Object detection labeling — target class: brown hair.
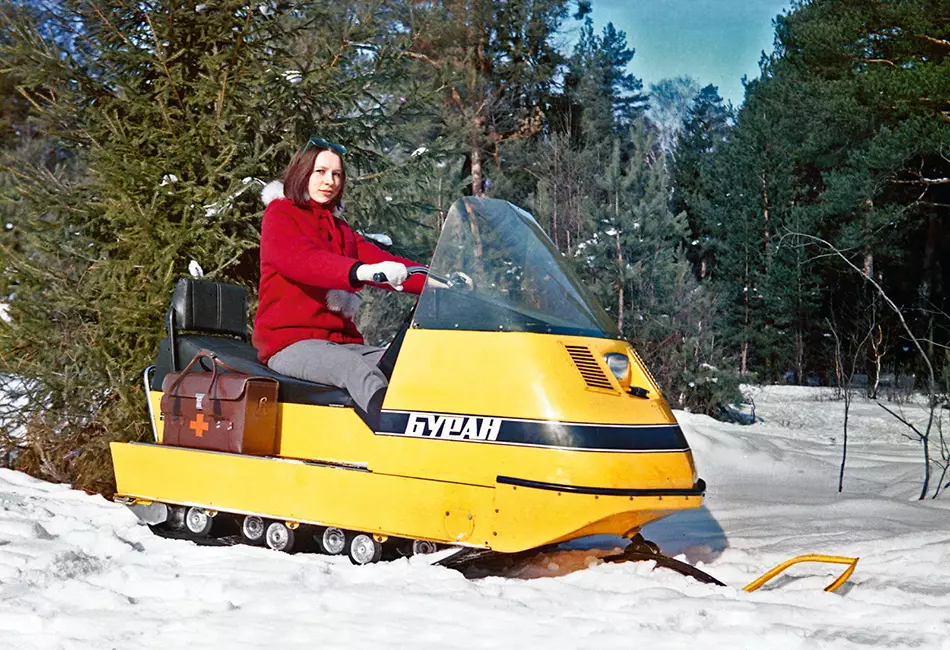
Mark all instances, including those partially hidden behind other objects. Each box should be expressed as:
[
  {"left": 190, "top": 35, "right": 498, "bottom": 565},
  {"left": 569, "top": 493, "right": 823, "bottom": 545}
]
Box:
[{"left": 282, "top": 145, "right": 347, "bottom": 211}]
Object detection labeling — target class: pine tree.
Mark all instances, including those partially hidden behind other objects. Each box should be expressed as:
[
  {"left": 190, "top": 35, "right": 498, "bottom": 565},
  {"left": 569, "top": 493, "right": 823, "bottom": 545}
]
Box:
[
  {"left": 395, "top": 0, "right": 581, "bottom": 197},
  {"left": 691, "top": 0, "right": 950, "bottom": 381},
  {"left": 566, "top": 18, "right": 646, "bottom": 143},
  {"left": 577, "top": 122, "right": 738, "bottom": 412}
]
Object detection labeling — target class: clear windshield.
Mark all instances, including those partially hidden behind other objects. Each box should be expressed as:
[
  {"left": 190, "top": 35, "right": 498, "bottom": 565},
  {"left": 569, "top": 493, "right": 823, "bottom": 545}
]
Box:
[{"left": 413, "top": 197, "right": 621, "bottom": 339}]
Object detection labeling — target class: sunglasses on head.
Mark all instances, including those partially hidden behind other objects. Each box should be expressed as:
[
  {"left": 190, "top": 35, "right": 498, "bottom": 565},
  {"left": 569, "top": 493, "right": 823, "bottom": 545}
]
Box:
[{"left": 303, "top": 136, "right": 348, "bottom": 155}]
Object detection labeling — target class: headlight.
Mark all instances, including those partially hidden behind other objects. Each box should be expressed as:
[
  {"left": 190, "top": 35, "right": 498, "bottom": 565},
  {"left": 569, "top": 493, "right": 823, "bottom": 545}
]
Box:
[{"left": 604, "top": 353, "right": 629, "bottom": 381}]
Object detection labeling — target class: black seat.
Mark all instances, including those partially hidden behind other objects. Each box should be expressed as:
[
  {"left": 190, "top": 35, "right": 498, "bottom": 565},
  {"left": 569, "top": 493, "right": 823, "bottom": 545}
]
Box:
[
  {"left": 152, "top": 278, "right": 354, "bottom": 407},
  {"left": 151, "top": 335, "right": 354, "bottom": 407}
]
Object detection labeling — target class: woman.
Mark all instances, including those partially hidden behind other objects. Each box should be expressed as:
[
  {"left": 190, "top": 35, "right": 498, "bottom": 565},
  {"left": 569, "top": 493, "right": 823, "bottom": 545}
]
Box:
[{"left": 253, "top": 137, "right": 426, "bottom": 417}]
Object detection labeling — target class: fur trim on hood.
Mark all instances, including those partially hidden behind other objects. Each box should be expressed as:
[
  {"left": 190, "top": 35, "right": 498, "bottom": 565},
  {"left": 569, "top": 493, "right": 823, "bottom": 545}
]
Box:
[
  {"left": 260, "top": 180, "right": 345, "bottom": 217},
  {"left": 260, "top": 180, "right": 360, "bottom": 321},
  {"left": 261, "top": 180, "right": 286, "bottom": 207}
]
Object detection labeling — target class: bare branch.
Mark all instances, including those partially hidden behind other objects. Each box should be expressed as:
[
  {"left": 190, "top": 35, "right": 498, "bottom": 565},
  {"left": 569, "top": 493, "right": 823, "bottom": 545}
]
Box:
[
  {"left": 854, "top": 57, "right": 897, "bottom": 67},
  {"left": 784, "top": 231, "right": 936, "bottom": 392},
  {"left": 400, "top": 50, "right": 440, "bottom": 68},
  {"left": 877, "top": 401, "right": 924, "bottom": 440},
  {"left": 914, "top": 34, "right": 950, "bottom": 49}
]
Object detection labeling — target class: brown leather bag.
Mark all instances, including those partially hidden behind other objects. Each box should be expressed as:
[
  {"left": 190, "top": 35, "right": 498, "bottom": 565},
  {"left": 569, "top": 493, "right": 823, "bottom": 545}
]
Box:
[{"left": 159, "top": 350, "right": 279, "bottom": 456}]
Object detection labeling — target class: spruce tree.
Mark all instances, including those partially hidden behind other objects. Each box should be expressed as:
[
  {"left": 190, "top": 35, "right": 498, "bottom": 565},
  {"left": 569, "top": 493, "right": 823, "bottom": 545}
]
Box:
[
  {"left": 672, "top": 84, "right": 732, "bottom": 278},
  {"left": 0, "top": 0, "right": 441, "bottom": 491}
]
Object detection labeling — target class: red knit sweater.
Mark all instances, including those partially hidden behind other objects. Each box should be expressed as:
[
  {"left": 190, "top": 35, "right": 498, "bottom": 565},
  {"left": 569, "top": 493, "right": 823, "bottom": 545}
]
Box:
[{"left": 253, "top": 198, "right": 425, "bottom": 363}]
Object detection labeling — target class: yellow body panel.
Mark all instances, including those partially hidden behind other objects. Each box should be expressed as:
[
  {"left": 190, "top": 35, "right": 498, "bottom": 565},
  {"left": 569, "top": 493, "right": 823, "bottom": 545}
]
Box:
[
  {"left": 273, "top": 400, "right": 695, "bottom": 491},
  {"left": 493, "top": 482, "right": 697, "bottom": 550},
  {"left": 386, "top": 330, "right": 674, "bottom": 424},
  {"left": 112, "top": 442, "right": 494, "bottom": 545},
  {"left": 120, "top": 329, "right": 703, "bottom": 552},
  {"left": 112, "top": 441, "right": 698, "bottom": 552}
]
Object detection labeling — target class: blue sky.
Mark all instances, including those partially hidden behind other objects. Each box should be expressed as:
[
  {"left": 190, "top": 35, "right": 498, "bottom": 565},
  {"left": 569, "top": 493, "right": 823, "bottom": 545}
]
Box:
[{"left": 585, "top": 0, "right": 793, "bottom": 106}]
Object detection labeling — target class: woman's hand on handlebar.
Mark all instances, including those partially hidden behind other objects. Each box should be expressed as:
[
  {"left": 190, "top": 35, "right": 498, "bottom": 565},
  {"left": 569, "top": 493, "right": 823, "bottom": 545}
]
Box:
[{"left": 357, "top": 261, "right": 409, "bottom": 290}]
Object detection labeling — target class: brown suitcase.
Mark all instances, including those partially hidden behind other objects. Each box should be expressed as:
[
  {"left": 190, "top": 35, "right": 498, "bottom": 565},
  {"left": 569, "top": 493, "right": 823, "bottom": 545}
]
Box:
[{"left": 159, "top": 350, "right": 279, "bottom": 455}]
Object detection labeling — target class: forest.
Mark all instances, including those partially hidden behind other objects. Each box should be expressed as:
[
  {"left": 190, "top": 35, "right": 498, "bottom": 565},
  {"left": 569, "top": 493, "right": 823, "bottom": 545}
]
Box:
[{"left": 0, "top": 0, "right": 948, "bottom": 493}]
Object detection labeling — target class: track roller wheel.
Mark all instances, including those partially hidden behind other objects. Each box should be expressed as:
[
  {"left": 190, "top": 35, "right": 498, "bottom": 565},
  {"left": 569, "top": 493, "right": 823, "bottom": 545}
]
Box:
[
  {"left": 184, "top": 507, "right": 214, "bottom": 537},
  {"left": 241, "top": 515, "right": 266, "bottom": 545},
  {"left": 347, "top": 533, "right": 383, "bottom": 565},
  {"left": 316, "top": 527, "right": 346, "bottom": 555},
  {"left": 412, "top": 540, "right": 439, "bottom": 555},
  {"left": 165, "top": 505, "right": 186, "bottom": 532},
  {"left": 264, "top": 521, "right": 296, "bottom": 553}
]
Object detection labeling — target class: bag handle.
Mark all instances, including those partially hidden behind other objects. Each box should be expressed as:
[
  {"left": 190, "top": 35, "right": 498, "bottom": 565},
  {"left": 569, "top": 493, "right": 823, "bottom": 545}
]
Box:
[{"left": 165, "top": 349, "right": 243, "bottom": 400}]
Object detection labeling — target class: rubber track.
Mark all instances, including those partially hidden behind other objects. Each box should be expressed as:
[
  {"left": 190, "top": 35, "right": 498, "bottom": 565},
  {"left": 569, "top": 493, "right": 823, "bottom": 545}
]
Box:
[
  {"left": 149, "top": 525, "right": 245, "bottom": 547},
  {"left": 435, "top": 545, "right": 558, "bottom": 574}
]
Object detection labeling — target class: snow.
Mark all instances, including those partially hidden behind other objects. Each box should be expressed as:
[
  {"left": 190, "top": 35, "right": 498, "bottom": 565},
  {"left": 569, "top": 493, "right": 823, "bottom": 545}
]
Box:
[
  {"left": 204, "top": 178, "right": 263, "bottom": 217},
  {"left": 361, "top": 233, "right": 393, "bottom": 247},
  {"left": 0, "top": 302, "right": 9, "bottom": 323},
  {"left": 281, "top": 70, "right": 302, "bottom": 85},
  {"left": 1, "top": 387, "right": 949, "bottom": 649}
]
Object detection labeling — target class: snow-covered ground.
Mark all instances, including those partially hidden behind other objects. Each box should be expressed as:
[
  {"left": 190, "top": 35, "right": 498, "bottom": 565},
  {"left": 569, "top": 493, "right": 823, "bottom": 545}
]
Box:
[{"left": 1, "top": 386, "right": 949, "bottom": 649}]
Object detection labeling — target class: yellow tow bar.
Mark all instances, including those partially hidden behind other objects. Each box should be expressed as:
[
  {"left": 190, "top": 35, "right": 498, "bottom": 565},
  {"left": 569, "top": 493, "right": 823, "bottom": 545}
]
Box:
[
  {"left": 742, "top": 554, "right": 860, "bottom": 593},
  {"left": 604, "top": 537, "right": 860, "bottom": 593}
]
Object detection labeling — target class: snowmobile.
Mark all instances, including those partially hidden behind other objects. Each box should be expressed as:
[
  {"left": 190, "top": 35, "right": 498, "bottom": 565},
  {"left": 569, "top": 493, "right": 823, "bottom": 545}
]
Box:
[{"left": 112, "top": 197, "right": 858, "bottom": 591}]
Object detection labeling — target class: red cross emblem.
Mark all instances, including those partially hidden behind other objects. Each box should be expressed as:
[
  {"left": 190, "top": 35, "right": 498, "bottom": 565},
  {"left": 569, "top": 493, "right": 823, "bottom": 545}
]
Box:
[{"left": 189, "top": 413, "right": 209, "bottom": 438}]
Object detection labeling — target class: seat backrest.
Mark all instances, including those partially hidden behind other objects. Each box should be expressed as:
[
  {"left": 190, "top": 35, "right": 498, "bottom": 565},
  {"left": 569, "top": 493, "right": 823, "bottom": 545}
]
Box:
[
  {"left": 167, "top": 278, "right": 248, "bottom": 338},
  {"left": 166, "top": 278, "right": 248, "bottom": 371}
]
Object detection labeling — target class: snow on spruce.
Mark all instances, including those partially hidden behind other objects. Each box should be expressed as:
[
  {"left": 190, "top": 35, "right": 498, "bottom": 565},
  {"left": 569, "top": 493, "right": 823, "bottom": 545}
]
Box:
[{"left": 1, "top": 387, "right": 949, "bottom": 649}]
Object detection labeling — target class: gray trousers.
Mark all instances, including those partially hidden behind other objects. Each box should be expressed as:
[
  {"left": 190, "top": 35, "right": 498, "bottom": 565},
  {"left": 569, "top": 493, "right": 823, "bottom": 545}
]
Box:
[{"left": 267, "top": 339, "right": 387, "bottom": 412}]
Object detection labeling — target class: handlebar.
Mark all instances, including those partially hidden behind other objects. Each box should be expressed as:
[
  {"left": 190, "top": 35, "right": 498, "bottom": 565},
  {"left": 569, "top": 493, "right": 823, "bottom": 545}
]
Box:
[
  {"left": 371, "top": 266, "right": 429, "bottom": 284},
  {"left": 372, "top": 266, "right": 464, "bottom": 289}
]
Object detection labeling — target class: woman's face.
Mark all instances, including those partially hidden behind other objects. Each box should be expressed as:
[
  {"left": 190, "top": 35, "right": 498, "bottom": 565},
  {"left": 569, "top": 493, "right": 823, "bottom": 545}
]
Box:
[{"left": 308, "top": 150, "right": 343, "bottom": 204}]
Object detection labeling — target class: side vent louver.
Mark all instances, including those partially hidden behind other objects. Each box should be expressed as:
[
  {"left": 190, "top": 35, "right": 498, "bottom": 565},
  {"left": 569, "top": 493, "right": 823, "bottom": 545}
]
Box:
[
  {"left": 563, "top": 345, "right": 616, "bottom": 392},
  {"left": 631, "top": 348, "right": 658, "bottom": 390}
]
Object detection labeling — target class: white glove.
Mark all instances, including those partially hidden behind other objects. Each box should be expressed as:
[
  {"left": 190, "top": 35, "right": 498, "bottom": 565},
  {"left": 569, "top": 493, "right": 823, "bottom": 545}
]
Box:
[{"left": 356, "top": 261, "right": 409, "bottom": 291}]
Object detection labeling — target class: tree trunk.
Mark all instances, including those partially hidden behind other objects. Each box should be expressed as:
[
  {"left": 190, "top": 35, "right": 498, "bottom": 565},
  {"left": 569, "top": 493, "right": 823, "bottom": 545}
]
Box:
[
  {"left": 761, "top": 171, "right": 771, "bottom": 266},
  {"left": 796, "top": 329, "right": 804, "bottom": 386},
  {"left": 920, "top": 214, "right": 939, "bottom": 361},
  {"left": 919, "top": 214, "right": 938, "bottom": 306},
  {"left": 552, "top": 145, "right": 559, "bottom": 249},
  {"left": 616, "top": 233, "right": 624, "bottom": 332},
  {"left": 741, "top": 257, "right": 750, "bottom": 375},
  {"left": 471, "top": 134, "right": 484, "bottom": 197}
]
